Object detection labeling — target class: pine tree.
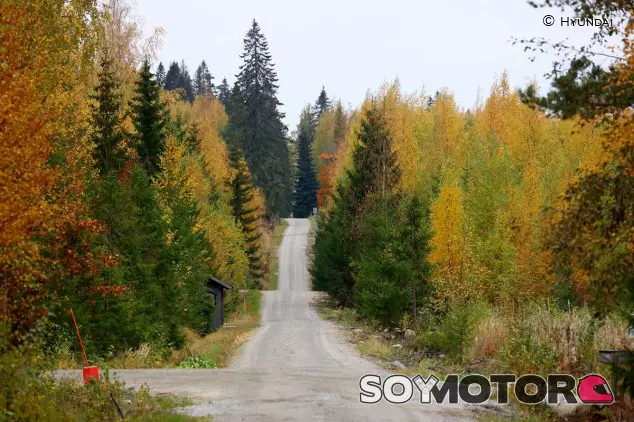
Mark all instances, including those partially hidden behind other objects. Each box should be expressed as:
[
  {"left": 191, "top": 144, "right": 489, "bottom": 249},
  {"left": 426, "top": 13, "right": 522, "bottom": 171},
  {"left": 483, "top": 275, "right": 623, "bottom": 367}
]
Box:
[
  {"left": 193, "top": 60, "right": 215, "bottom": 97},
  {"left": 177, "top": 60, "right": 195, "bottom": 103},
  {"left": 351, "top": 195, "right": 432, "bottom": 326},
  {"left": 352, "top": 195, "right": 405, "bottom": 325},
  {"left": 90, "top": 53, "right": 126, "bottom": 174},
  {"left": 313, "top": 86, "right": 331, "bottom": 122},
  {"left": 228, "top": 147, "right": 263, "bottom": 284},
  {"left": 156, "top": 136, "right": 217, "bottom": 334},
  {"left": 130, "top": 59, "right": 168, "bottom": 176},
  {"left": 224, "top": 20, "right": 292, "bottom": 217},
  {"left": 398, "top": 196, "right": 433, "bottom": 321},
  {"left": 312, "top": 103, "right": 401, "bottom": 306},
  {"left": 292, "top": 107, "right": 319, "bottom": 217},
  {"left": 224, "top": 81, "right": 244, "bottom": 140},
  {"left": 164, "top": 61, "right": 181, "bottom": 91},
  {"left": 156, "top": 62, "right": 166, "bottom": 87},
  {"left": 345, "top": 103, "right": 401, "bottom": 210},
  {"left": 217, "top": 77, "right": 232, "bottom": 111}
]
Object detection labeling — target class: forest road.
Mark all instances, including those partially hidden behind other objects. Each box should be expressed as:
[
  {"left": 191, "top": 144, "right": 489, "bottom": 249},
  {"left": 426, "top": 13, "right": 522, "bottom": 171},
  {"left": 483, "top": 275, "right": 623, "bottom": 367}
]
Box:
[{"left": 58, "top": 218, "right": 473, "bottom": 421}]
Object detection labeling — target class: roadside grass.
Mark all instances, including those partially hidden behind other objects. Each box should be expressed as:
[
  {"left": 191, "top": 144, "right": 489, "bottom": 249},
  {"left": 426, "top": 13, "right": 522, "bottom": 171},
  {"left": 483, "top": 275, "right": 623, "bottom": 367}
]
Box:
[
  {"left": 315, "top": 293, "right": 634, "bottom": 420},
  {"left": 267, "top": 219, "right": 288, "bottom": 291},
  {"left": 46, "top": 292, "right": 263, "bottom": 420},
  {"left": 2, "top": 340, "right": 205, "bottom": 421},
  {"left": 44, "top": 378, "right": 204, "bottom": 421},
  {"left": 59, "top": 290, "right": 264, "bottom": 371},
  {"left": 172, "top": 290, "right": 262, "bottom": 369},
  {"left": 356, "top": 337, "right": 393, "bottom": 359}
]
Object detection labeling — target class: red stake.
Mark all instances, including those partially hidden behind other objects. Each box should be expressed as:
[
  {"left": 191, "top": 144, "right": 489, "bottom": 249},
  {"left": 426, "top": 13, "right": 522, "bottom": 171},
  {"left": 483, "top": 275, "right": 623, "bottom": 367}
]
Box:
[{"left": 69, "top": 308, "right": 89, "bottom": 367}]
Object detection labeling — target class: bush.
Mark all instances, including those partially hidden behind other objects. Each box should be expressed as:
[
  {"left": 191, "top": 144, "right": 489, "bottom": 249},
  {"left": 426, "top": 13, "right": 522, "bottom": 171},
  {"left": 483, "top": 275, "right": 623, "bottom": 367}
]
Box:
[
  {"left": 437, "top": 301, "right": 491, "bottom": 364},
  {"left": 499, "top": 313, "right": 561, "bottom": 376}
]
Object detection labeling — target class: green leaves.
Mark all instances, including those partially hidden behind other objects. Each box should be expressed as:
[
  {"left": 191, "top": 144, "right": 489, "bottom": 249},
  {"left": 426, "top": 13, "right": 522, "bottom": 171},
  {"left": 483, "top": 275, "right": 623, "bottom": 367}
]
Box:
[{"left": 177, "top": 355, "right": 217, "bottom": 369}]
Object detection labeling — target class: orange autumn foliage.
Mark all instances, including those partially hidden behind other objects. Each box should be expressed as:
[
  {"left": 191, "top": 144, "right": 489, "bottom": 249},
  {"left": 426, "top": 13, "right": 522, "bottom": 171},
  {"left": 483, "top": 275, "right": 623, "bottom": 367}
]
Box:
[
  {"left": 317, "top": 153, "right": 337, "bottom": 208},
  {"left": 0, "top": 0, "right": 111, "bottom": 344}
]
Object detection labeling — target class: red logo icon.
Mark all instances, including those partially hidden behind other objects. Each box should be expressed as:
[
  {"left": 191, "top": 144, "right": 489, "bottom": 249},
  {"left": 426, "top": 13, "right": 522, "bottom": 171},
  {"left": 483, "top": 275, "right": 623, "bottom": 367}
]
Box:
[{"left": 577, "top": 374, "right": 615, "bottom": 404}]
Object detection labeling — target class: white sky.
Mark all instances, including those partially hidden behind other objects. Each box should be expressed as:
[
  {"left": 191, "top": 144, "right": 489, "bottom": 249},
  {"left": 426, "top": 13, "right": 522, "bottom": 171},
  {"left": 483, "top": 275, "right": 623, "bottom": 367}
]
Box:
[{"left": 135, "top": 0, "right": 599, "bottom": 130}]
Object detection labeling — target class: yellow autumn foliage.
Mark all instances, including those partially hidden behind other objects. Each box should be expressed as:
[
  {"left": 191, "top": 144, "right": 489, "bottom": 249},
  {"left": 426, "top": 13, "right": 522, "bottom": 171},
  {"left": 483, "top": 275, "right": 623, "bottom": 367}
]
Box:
[
  {"left": 157, "top": 99, "right": 250, "bottom": 288},
  {"left": 327, "top": 76, "right": 605, "bottom": 308}
]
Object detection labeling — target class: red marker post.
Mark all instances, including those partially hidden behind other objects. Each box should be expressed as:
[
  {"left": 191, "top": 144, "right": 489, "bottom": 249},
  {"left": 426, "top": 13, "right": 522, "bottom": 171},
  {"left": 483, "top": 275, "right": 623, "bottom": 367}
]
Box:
[{"left": 69, "top": 308, "right": 99, "bottom": 384}]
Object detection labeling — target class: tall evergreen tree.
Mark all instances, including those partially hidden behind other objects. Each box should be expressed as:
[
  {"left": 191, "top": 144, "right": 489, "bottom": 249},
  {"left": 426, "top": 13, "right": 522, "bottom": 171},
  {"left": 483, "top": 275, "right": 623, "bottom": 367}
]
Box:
[
  {"left": 193, "top": 60, "right": 215, "bottom": 97},
  {"left": 399, "top": 196, "right": 433, "bottom": 321},
  {"left": 156, "top": 62, "right": 166, "bottom": 87},
  {"left": 164, "top": 61, "right": 181, "bottom": 91},
  {"left": 177, "top": 60, "right": 195, "bottom": 103},
  {"left": 292, "top": 107, "right": 319, "bottom": 217},
  {"left": 313, "top": 86, "right": 331, "bottom": 122},
  {"left": 130, "top": 59, "right": 168, "bottom": 176},
  {"left": 224, "top": 20, "right": 292, "bottom": 217},
  {"left": 228, "top": 147, "right": 263, "bottom": 284},
  {"left": 217, "top": 77, "right": 232, "bottom": 111},
  {"left": 90, "top": 53, "right": 126, "bottom": 175},
  {"left": 312, "top": 103, "right": 400, "bottom": 306}
]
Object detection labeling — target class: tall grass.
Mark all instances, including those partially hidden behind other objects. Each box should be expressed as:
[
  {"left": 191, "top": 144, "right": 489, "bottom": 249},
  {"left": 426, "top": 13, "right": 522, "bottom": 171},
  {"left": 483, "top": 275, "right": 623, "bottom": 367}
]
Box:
[
  {"left": 446, "top": 303, "right": 634, "bottom": 376},
  {"left": 411, "top": 301, "right": 634, "bottom": 377}
]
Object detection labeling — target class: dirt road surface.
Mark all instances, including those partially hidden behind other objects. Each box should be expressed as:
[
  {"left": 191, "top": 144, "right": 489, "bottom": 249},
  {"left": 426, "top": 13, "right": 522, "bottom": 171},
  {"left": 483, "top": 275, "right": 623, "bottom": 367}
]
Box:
[{"left": 58, "top": 219, "right": 473, "bottom": 421}]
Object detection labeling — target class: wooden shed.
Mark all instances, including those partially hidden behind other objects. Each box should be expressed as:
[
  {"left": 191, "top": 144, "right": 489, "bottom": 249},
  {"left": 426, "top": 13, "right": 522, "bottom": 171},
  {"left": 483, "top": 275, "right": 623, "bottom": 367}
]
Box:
[{"left": 206, "top": 277, "right": 232, "bottom": 329}]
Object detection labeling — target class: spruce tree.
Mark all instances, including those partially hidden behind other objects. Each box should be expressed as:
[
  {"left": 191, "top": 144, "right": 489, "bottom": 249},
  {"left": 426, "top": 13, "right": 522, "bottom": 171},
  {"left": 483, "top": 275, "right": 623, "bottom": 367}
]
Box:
[
  {"left": 228, "top": 147, "right": 263, "bottom": 284},
  {"left": 399, "top": 196, "right": 433, "bottom": 321},
  {"left": 292, "top": 107, "right": 319, "bottom": 217},
  {"left": 347, "top": 104, "right": 400, "bottom": 201},
  {"left": 164, "top": 61, "right": 181, "bottom": 91},
  {"left": 130, "top": 59, "right": 168, "bottom": 176},
  {"left": 313, "top": 86, "right": 331, "bottom": 122},
  {"left": 90, "top": 53, "right": 126, "bottom": 175},
  {"left": 225, "top": 81, "right": 244, "bottom": 131},
  {"left": 156, "top": 62, "right": 166, "bottom": 87},
  {"left": 217, "top": 77, "right": 232, "bottom": 111},
  {"left": 311, "top": 103, "right": 401, "bottom": 306},
  {"left": 177, "top": 60, "right": 195, "bottom": 103},
  {"left": 193, "top": 60, "right": 215, "bottom": 97},
  {"left": 224, "top": 20, "right": 292, "bottom": 217}
]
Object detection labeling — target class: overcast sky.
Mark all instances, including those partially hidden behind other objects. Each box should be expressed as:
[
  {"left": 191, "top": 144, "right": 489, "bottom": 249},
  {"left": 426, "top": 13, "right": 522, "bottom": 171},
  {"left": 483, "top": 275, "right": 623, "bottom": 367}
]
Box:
[{"left": 135, "top": 0, "right": 598, "bottom": 130}]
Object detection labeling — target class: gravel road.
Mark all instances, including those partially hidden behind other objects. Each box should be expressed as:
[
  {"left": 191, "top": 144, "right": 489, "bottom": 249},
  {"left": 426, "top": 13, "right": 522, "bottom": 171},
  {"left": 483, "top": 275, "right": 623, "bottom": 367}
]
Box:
[{"left": 58, "top": 218, "right": 473, "bottom": 421}]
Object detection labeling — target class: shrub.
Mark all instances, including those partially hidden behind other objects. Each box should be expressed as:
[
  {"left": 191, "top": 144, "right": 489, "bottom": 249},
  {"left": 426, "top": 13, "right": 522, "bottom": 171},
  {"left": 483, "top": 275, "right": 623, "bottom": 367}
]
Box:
[
  {"left": 437, "top": 301, "right": 491, "bottom": 364},
  {"left": 499, "top": 315, "right": 561, "bottom": 376}
]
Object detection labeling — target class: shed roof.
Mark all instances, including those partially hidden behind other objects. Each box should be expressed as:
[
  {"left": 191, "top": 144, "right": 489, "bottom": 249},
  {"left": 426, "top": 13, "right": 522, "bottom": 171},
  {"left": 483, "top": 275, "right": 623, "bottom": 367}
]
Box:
[{"left": 208, "top": 276, "right": 232, "bottom": 290}]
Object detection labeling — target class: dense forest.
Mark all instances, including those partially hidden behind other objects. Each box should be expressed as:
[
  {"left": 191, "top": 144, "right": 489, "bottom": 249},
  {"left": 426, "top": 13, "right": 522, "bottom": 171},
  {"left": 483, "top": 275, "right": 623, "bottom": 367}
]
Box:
[
  {"left": 309, "top": 1, "right": 634, "bottom": 402},
  {"left": 0, "top": 0, "right": 289, "bottom": 361},
  {"left": 3, "top": 0, "right": 634, "bottom": 419}
]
